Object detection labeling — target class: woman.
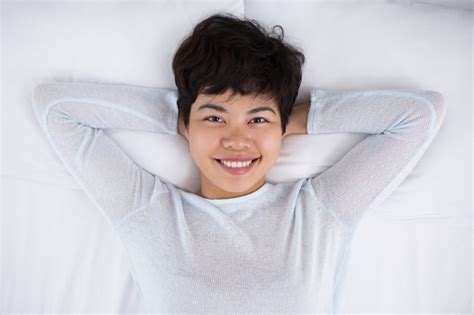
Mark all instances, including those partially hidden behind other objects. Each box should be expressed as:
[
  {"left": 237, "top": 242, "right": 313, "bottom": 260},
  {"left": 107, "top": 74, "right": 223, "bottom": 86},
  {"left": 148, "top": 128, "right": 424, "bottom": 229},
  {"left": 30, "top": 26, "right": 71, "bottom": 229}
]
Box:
[{"left": 32, "top": 12, "right": 446, "bottom": 314}]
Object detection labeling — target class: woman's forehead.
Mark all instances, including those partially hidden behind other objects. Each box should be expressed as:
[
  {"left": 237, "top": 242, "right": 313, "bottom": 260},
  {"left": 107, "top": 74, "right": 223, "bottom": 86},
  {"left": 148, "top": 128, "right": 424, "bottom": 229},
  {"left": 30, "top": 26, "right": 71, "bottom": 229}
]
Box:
[{"left": 197, "top": 90, "right": 276, "bottom": 106}]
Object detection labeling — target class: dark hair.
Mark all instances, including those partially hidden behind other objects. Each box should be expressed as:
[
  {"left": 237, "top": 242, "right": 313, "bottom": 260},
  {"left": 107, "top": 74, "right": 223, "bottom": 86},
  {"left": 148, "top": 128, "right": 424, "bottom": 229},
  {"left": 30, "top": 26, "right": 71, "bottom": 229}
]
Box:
[{"left": 172, "top": 12, "right": 305, "bottom": 135}]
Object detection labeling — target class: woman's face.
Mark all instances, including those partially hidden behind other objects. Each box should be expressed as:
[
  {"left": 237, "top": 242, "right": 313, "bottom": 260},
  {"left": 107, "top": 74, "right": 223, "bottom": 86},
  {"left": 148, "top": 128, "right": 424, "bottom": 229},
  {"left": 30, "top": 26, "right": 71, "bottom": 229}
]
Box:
[{"left": 183, "top": 89, "right": 283, "bottom": 199}]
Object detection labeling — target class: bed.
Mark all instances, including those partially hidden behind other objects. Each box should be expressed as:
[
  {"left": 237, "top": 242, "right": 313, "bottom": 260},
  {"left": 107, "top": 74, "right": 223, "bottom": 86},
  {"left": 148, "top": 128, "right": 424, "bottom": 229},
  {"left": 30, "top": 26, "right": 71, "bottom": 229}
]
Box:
[{"left": 1, "top": 0, "right": 472, "bottom": 312}]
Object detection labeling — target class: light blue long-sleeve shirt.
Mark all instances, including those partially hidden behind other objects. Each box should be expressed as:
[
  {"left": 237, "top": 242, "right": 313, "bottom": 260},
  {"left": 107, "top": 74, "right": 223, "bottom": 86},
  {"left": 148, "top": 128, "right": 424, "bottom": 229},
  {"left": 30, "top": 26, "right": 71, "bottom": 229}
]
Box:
[{"left": 32, "top": 81, "right": 446, "bottom": 313}]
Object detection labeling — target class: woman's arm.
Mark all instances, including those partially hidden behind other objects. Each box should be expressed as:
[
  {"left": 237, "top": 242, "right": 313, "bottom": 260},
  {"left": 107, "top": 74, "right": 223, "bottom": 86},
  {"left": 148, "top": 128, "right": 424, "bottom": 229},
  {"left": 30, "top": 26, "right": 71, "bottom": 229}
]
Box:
[
  {"left": 32, "top": 81, "right": 180, "bottom": 227},
  {"left": 33, "top": 81, "right": 179, "bottom": 135},
  {"left": 304, "top": 88, "right": 447, "bottom": 229}
]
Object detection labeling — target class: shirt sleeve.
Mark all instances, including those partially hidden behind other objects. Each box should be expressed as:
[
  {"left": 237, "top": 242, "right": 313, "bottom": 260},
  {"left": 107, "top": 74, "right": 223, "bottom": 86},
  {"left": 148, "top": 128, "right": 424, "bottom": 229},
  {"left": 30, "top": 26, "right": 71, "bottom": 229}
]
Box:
[
  {"left": 31, "top": 81, "right": 180, "bottom": 227},
  {"left": 306, "top": 88, "right": 447, "bottom": 229}
]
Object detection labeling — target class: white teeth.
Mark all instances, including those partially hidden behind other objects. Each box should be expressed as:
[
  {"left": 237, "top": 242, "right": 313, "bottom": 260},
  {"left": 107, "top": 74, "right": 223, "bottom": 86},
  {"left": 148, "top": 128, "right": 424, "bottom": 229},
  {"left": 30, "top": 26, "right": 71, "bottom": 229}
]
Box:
[{"left": 220, "top": 159, "right": 253, "bottom": 168}]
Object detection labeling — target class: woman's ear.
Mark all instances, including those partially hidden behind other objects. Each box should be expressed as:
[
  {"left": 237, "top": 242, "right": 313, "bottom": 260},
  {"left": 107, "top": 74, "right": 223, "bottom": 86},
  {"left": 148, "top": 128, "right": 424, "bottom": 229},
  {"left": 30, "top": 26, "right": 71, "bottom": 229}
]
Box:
[{"left": 177, "top": 114, "right": 188, "bottom": 141}]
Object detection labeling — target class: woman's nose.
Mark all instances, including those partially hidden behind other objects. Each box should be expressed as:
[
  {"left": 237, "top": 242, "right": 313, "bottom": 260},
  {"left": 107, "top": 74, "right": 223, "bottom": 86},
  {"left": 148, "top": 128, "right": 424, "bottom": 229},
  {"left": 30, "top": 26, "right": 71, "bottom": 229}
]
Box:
[{"left": 221, "top": 133, "right": 252, "bottom": 150}]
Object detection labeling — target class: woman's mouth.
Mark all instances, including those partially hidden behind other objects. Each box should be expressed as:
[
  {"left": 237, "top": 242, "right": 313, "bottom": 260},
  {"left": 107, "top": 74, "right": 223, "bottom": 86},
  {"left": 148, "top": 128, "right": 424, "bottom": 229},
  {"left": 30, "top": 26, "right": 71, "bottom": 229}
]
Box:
[{"left": 214, "top": 157, "right": 260, "bottom": 175}]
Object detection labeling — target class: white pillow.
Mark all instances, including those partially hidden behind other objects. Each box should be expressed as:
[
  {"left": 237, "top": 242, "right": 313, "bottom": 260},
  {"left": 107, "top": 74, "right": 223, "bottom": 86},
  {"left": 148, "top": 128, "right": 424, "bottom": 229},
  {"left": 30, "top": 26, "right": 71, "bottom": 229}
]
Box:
[
  {"left": 6, "top": 0, "right": 464, "bottom": 220},
  {"left": 19, "top": 0, "right": 465, "bottom": 219}
]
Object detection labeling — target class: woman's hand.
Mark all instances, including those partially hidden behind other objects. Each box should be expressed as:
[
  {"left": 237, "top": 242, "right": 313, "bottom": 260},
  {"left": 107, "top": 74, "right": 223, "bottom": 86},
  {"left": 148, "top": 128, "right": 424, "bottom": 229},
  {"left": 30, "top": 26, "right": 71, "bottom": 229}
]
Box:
[{"left": 283, "top": 100, "right": 310, "bottom": 140}]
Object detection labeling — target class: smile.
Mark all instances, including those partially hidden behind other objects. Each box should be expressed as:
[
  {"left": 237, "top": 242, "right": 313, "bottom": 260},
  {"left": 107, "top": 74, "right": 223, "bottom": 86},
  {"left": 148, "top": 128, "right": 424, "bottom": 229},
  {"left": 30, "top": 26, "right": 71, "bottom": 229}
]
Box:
[{"left": 214, "top": 157, "right": 260, "bottom": 175}]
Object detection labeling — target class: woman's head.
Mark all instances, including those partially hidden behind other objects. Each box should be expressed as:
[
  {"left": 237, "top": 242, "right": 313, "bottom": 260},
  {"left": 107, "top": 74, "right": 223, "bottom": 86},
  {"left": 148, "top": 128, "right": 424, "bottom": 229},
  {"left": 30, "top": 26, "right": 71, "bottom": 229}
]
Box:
[{"left": 172, "top": 13, "right": 305, "bottom": 199}]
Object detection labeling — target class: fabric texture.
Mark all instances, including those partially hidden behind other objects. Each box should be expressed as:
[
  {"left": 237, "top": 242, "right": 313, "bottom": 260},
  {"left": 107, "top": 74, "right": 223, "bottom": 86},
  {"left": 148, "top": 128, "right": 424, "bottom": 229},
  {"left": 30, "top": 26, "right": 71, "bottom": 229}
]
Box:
[{"left": 31, "top": 81, "right": 446, "bottom": 313}]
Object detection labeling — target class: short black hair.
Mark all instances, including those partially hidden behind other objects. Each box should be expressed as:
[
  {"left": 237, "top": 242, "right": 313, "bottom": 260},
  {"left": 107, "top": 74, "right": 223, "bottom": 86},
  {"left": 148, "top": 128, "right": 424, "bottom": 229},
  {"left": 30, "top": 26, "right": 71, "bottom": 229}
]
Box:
[{"left": 172, "top": 12, "right": 305, "bottom": 135}]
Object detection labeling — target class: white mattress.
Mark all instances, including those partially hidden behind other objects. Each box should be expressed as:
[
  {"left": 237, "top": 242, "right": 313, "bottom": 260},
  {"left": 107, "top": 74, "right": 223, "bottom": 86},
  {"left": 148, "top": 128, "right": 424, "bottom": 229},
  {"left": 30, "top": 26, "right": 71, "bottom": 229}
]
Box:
[{"left": 1, "top": 0, "right": 472, "bottom": 313}]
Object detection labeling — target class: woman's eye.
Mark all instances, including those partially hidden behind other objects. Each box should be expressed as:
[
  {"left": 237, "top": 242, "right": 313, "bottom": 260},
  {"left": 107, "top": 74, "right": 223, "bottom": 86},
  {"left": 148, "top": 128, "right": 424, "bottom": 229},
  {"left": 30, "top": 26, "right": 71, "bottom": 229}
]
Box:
[
  {"left": 251, "top": 117, "right": 268, "bottom": 124},
  {"left": 204, "top": 116, "right": 268, "bottom": 124},
  {"left": 205, "top": 116, "right": 222, "bottom": 123}
]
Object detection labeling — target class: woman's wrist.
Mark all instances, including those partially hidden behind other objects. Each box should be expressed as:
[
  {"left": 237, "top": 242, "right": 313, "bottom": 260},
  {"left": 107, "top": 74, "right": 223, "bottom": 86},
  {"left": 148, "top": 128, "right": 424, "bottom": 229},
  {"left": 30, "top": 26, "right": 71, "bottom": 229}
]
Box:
[{"left": 285, "top": 100, "right": 310, "bottom": 137}]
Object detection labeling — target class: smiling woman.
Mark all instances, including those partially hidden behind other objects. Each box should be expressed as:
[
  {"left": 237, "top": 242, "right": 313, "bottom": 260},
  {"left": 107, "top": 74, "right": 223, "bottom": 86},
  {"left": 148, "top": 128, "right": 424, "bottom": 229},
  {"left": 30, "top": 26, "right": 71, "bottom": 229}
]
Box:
[
  {"left": 185, "top": 89, "right": 286, "bottom": 199},
  {"left": 31, "top": 14, "right": 446, "bottom": 313},
  {"left": 30, "top": 5, "right": 448, "bottom": 313},
  {"left": 172, "top": 13, "right": 305, "bottom": 199}
]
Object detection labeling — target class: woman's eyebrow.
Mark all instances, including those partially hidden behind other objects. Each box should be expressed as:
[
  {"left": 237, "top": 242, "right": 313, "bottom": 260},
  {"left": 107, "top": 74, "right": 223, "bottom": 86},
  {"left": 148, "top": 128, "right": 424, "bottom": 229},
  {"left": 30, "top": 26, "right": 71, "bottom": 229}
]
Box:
[{"left": 197, "top": 103, "right": 277, "bottom": 115}]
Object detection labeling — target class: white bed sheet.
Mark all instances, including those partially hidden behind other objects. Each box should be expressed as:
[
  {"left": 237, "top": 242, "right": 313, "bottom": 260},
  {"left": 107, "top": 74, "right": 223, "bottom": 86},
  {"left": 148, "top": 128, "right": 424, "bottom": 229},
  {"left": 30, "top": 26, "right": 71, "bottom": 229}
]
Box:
[{"left": 1, "top": 0, "right": 472, "bottom": 313}]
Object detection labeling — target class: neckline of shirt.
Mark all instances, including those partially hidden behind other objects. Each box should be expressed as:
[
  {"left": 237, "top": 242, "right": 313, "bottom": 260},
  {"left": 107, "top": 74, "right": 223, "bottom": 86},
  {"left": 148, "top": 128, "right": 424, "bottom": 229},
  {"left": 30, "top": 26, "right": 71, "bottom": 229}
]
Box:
[{"left": 199, "top": 182, "right": 270, "bottom": 205}]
